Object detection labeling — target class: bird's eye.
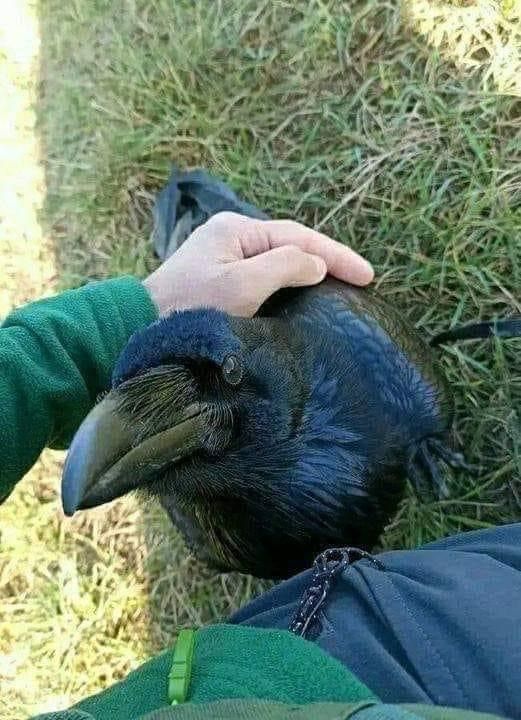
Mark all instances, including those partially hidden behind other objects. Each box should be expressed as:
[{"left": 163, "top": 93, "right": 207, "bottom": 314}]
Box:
[{"left": 221, "top": 354, "right": 242, "bottom": 386}]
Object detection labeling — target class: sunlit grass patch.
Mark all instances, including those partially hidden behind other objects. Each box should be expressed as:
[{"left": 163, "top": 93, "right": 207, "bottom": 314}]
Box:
[{"left": 403, "top": 0, "right": 521, "bottom": 95}]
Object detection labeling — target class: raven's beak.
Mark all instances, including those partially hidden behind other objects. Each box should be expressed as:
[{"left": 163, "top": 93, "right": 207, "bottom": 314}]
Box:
[{"left": 61, "top": 393, "right": 204, "bottom": 516}]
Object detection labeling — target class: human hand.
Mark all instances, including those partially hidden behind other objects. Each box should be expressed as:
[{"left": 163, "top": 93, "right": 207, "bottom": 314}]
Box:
[{"left": 143, "top": 211, "right": 374, "bottom": 317}]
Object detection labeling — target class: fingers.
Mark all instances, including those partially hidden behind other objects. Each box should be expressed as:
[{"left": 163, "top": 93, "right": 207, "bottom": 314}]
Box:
[
  {"left": 239, "top": 246, "right": 327, "bottom": 312},
  {"left": 146, "top": 210, "right": 373, "bottom": 318},
  {"left": 207, "top": 212, "right": 374, "bottom": 287},
  {"left": 260, "top": 219, "right": 374, "bottom": 286}
]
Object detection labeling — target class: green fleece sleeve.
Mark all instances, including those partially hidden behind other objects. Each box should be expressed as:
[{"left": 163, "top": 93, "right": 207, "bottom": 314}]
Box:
[{"left": 0, "top": 277, "right": 157, "bottom": 502}]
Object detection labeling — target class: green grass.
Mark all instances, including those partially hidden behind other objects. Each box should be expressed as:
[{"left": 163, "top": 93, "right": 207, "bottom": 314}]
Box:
[{"left": 1, "top": 0, "right": 520, "bottom": 715}]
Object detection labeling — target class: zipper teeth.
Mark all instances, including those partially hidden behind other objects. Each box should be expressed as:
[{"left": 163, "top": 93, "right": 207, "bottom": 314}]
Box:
[{"left": 289, "top": 547, "right": 385, "bottom": 638}]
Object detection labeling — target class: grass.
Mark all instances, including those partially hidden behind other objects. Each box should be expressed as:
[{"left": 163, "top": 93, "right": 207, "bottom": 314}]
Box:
[{"left": 1, "top": 0, "right": 520, "bottom": 716}]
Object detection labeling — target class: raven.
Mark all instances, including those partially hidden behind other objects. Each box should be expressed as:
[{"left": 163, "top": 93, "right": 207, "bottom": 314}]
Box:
[{"left": 62, "top": 278, "right": 460, "bottom": 578}]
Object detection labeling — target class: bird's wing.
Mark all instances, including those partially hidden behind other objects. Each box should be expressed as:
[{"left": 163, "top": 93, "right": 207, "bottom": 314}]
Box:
[{"left": 260, "top": 278, "right": 441, "bottom": 390}]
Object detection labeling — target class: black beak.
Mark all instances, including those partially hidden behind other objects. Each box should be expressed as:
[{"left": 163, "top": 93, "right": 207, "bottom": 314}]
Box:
[{"left": 61, "top": 392, "right": 204, "bottom": 516}]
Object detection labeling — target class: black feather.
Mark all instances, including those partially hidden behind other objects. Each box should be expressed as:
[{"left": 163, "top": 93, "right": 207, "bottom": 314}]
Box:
[
  {"left": 65, "top": 169, "right": 502, "bottom": 578},
  {"left": 108, "top": 278, "right": 458, "bottom": 577},
  {"left": 431, "top": 316, "right": 521, "bottom": 346}
]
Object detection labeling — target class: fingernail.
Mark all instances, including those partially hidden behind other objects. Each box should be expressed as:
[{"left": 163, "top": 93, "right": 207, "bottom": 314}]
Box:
[
  {"left": 360, "top": 259, "right": 375, "bottom": 284},
  {"left": 313, "top": 256, "right": 327, "bottom": 278}
]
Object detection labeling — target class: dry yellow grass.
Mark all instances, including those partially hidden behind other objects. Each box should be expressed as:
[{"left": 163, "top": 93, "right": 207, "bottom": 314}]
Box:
[
  {"left": 403, "top": 0, "right": 521, "bottom": 95},
  {"left": 0, "top": 1, "right": 140, "bottom": 714},
  {"left": 1, "top": 3, "right": 262, "bottom": 717}
]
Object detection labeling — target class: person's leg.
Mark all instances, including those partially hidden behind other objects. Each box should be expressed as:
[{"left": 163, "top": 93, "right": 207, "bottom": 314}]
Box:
[{"left": 230, "top": 523, "right": 521, "bottom": 719}]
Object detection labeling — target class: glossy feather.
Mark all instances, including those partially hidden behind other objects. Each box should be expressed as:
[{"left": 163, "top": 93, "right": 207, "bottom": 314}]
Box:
[
  {"left": 65, "top": 279, "right": 457, "bottom": 578},
  {"left": 140, "top": 280, "right": 453, "bottom": 576}
]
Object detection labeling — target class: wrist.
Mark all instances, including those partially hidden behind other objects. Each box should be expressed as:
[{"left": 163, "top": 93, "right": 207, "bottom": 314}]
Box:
[
  {"left": 142, "top": 270, "right": 178, "bottom": 317},
  {"left": 142, "top": 272, "right": 165, "bottom": 315}
]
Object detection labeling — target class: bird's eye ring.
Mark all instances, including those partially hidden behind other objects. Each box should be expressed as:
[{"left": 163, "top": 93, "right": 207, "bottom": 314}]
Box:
[{"left": 221, "top": 354, "right": 243, "bottom": 386}]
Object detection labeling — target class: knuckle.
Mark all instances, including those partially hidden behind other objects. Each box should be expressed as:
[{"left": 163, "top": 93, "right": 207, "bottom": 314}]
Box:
[
  {"left": 283, "top": 219, "right": 302, "bottom": 231},
  {"left": 216, "top": 264, "right": 236, "bottom": 285},
  {"left": 278, "top": 244, "right": 303, "bottom": 262},
  {"left": 206, "top": 211, "right": 244, "bottom": 229},
  {"left": 273, "top": 218, "right": 302, "bottom": 233}
]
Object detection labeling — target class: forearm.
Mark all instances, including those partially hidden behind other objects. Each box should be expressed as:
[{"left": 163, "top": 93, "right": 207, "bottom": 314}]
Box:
[{"left": 0, "top": 277, "right": 157, "bottom": 501}]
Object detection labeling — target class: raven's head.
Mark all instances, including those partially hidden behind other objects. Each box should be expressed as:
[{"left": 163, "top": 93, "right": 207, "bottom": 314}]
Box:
[
  {"left": 62, "top": 301, "right": 450, "bottom": 578},
  {"left": 62, "top": 308, "right": 322, "bottom": 576}
]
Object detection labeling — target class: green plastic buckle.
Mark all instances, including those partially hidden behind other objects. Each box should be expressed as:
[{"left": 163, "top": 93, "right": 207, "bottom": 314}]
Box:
[{"left": 168, "top": 628, "right": 196, "bottom": 705}]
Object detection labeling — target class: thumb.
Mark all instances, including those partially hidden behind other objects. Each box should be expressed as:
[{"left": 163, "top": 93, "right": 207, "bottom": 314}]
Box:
[{"left": 239, "top": 245, "right": 327, "bottom": 311}]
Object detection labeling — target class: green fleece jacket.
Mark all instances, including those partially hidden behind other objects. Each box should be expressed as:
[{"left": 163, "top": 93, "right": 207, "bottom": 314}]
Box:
[
  {"left": 0, "top": 278, "right": 507, "bottom": 720},
  {"left": 0, "top": 278, "right": 157, "bottom": 501}
]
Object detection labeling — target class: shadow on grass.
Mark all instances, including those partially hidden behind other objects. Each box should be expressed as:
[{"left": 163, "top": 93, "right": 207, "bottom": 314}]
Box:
[{"left": 34, "top": 0, "right": 520, "bottom": 698}]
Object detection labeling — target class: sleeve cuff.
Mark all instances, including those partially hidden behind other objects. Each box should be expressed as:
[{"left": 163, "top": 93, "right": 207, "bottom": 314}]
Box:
[{"left": 97, "top": 276, "right": 158, "bottom": 336}]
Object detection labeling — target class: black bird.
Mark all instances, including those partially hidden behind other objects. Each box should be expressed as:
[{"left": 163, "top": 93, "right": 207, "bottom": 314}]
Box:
[{"left": 62, "top": 278, "right": 466, "bottom": 578}]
